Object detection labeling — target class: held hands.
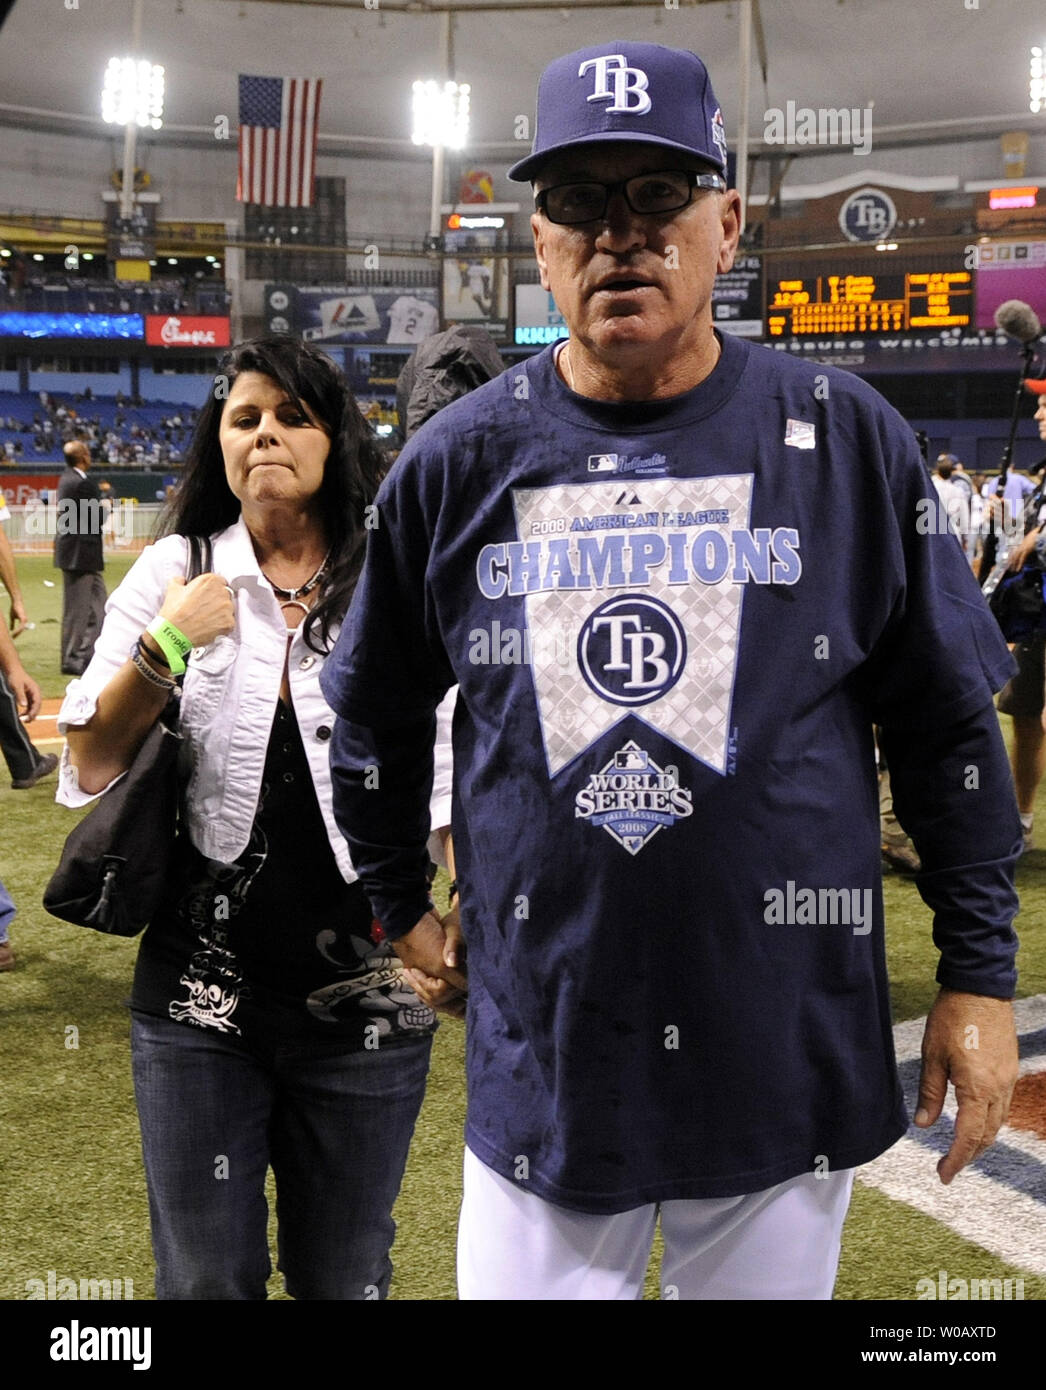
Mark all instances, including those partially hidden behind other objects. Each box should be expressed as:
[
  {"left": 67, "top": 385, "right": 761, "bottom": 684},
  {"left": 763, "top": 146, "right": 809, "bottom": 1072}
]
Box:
[
  {"left": 915, "top": 988, "right": 1018, "bottom": 1184},
  {"left": 395, "top": 906, "right": 468, "bottom": 1019},
  {"left": 157, "top": 573, "right": 236, "bottom": 650}
]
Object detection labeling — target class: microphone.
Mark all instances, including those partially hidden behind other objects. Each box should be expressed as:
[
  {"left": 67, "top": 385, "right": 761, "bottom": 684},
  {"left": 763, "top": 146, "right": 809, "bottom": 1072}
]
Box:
[{"left": 994, "top": 299, "right": 1043, "bottom": 344}]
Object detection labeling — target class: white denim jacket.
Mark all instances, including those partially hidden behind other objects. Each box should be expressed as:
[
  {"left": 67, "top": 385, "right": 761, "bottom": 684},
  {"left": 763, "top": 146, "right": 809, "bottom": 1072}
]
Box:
[{"left": 56, "top": 515, "right": 454, "bottom": 880}]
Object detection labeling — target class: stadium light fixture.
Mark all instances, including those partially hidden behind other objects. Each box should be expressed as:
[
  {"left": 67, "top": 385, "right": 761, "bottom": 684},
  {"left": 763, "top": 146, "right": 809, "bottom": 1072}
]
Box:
[
  {"left": 411, "top": 80, "right": 470, "bottom": 150},
  {"left": 412, "top": 77, "right": 471, "bottom": 245},
  {"left": 101, "top": 57, "right": 165, "bottom": 130}
]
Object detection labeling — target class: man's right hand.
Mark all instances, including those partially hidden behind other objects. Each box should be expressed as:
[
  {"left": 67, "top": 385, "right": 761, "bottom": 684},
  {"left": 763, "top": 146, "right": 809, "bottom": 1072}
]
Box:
[{"left": 394, "top": 908, "right": 468, "bottom": 1018}]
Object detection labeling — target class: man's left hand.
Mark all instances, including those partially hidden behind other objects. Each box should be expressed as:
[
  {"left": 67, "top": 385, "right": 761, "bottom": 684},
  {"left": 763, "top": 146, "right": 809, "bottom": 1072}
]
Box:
[
  {"left": 9, "top": 596, "right": 27, "bottom": 637},
  {"left": 915, "top": 988, "right": 1018, "bottom": 1184},
  {"left": 5, "top": 662, "right": 42, "bottom": 721}
]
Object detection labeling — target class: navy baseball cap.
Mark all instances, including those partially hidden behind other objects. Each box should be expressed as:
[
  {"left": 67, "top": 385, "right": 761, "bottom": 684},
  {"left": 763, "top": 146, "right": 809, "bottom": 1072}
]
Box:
[{"left": 508, "top": 41, "right": 728, "bottom": 183}]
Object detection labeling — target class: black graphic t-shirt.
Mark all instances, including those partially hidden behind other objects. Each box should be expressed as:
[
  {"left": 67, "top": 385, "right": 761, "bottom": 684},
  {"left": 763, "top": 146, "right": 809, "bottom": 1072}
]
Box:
[
  {"left": 131, "top": 699, "right": 436, "bottom": 1048},
  {"left": 322, "top": 331, "right": 1020, "bottom": 1210}
]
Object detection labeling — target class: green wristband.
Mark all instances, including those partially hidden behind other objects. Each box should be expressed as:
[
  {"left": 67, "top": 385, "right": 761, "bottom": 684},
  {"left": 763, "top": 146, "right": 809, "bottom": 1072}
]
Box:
[{"left": 146, "top": 616, "right": 192, "bottom": 676}]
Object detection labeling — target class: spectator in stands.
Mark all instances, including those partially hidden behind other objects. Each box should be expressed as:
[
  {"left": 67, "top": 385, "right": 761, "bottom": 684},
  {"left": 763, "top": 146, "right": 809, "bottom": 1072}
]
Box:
[{"left": 54, "top": 439, "right": 107, "bottom": 676}]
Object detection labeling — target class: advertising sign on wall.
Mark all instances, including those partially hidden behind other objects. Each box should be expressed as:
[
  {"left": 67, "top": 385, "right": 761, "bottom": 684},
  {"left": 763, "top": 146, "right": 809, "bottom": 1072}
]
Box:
[
  {"left": 442, "top": 227, "right": 509, "bottom": 341},
  {"left": 974, "top": 241, "right": 1046, "bottom": 330},
  {"left": 0, "top": 473, "right": 61, "bottom": 505},
  {"left": 514, "top": 284, "right": 567, "bottom": 346},
  {"left": 0, "top": 313, "right": 143, "bottom": 340},
  {"left": 145, "top": 315, "right": 231, "bottom": 348},
  {"left": 712, "top": 255, "right": 763, "bottom": 337},
  {"left": 281, "top": 286, "right": 440, "bottom": 345}
]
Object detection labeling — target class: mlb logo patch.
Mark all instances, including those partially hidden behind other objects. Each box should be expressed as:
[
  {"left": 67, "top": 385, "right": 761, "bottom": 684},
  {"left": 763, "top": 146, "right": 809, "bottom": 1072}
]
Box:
[
  {"left": 588, "top": 454, "right": 619, "bottom": 473},
  {"left": 785, "top": 419, "right": 816, "bottom": 450},
  {"left": 711, "top": 106, "right": 728, "bottom": 164}
]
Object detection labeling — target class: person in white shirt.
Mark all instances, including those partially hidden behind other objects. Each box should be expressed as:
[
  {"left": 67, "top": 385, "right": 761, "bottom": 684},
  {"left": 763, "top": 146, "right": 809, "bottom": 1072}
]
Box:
[
  {"left": 932, "top": 454, "right": 969, "bottom": 549},
  {"left": 56, "top": 336, "right": 452, "bottom": 1300}
]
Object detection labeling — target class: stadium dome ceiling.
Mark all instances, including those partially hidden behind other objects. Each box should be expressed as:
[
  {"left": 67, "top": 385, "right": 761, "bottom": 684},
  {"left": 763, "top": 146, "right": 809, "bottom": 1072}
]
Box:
[{"left": 0, "top": 0, "right": 1041, "bottom": 160}]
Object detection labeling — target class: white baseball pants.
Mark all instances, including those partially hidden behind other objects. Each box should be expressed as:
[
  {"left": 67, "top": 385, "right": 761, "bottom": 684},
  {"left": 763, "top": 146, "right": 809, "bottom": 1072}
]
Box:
[{"left": 457, "top": 1146, "right": 855, "bottom": 1300}]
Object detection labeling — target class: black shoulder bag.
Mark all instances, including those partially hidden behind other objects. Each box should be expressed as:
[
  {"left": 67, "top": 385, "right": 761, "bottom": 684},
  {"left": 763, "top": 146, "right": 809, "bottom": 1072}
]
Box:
[
  {"left": 44, "top": 535, "right": 213, "bottom": 937},
  {"left": 986, "top": 482, "right": 1046, "bottom": 643}
]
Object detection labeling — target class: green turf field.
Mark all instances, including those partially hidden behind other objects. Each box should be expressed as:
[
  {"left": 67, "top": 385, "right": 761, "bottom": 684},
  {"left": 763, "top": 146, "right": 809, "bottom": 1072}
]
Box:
[{"left": 1, "top": 554, "right": 1043, "bottom": 1300}]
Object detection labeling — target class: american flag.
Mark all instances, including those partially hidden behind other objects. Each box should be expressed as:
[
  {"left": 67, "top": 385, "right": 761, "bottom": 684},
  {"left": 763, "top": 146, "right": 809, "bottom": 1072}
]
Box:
[{"left": 237, "top": 75, "right": 322, "bottom": 207}]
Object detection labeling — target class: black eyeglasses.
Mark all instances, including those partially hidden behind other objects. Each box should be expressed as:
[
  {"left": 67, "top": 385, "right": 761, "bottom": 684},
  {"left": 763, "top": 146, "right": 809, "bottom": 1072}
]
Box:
[{"left": 535, "top": 170, "right": 726, "bottom": 225}]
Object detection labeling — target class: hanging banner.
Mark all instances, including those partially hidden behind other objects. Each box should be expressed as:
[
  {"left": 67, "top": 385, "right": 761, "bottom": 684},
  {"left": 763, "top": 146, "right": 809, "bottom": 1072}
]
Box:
[{"left": 276, "top": 285, "right": 440, "bottom": 345}]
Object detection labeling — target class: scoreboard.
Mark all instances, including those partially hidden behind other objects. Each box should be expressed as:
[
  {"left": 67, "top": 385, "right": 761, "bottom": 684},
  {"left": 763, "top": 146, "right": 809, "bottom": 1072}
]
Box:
[{"left": 767, "top": 270, "right": 972, "bottom": 336}]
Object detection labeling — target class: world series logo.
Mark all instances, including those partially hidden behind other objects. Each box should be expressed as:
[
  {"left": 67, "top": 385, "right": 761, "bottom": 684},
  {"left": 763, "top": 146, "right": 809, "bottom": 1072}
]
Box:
[{"left": 574, "top": 741, "right": 693, "bottom": 855}]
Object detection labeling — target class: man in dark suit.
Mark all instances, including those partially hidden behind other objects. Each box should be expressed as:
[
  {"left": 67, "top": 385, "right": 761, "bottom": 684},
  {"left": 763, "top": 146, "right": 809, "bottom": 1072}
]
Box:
[{"left": 54, "top": 439, "right": 106, "bottom": 676}]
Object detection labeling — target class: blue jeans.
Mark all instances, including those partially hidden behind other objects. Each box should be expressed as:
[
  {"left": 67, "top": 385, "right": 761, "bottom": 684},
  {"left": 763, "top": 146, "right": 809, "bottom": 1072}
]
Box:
[
  {"left": 130, "top": 1011, "right": 432, "bottom": 1300},
  {"left": 0, "top": 876, "right": 14, "bottom": 942}
]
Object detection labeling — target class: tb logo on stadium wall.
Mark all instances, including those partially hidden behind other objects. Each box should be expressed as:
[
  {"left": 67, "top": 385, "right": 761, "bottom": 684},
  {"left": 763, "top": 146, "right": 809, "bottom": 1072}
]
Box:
[{"left": 578, "top": 55, "right": 652, "bottom": 115}]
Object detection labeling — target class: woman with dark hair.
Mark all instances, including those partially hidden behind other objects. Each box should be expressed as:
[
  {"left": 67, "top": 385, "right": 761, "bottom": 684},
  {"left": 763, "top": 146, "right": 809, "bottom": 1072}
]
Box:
[{"left": 55, "top": 337, "right": 451, "bottom": 1300}]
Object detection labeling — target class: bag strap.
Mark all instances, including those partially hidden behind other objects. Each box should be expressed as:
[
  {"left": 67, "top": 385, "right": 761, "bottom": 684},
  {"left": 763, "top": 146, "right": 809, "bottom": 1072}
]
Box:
[
  {"left": 186, "top": 534, "right": 213, "bottom": 581},
  {"left": 166, "top": 536, "right": 215, "bottom": 709}
]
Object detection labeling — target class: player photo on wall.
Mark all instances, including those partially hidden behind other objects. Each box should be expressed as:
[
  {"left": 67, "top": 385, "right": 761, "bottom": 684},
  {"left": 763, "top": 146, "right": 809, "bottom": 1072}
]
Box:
[{"left": 442, "top": 227, "right": 509, "bottom": 341}]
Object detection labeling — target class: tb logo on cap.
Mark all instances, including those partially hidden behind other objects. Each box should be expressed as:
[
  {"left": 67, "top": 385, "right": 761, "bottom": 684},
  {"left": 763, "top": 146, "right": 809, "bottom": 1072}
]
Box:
[{"left": 578, "top": 54, "right": 652, "bottom": 116}]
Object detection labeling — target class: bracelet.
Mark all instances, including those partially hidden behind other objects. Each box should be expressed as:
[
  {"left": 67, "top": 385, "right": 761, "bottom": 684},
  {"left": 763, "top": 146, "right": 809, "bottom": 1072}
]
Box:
[
  {"left": 130, "top": 640, "right": 178, "bottom": 691},
  {"left": 139, "top": 632, "right": 171, "bottom": 668},
  {"left": 145, "top": 616, "right": 192, "bottom": 676}
]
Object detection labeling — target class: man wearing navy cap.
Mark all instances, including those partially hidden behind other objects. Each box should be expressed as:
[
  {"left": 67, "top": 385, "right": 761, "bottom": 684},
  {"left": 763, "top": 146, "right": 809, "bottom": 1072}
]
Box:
[{"left": 323, "top": 42, "right": 1023, "bottom": 1299}]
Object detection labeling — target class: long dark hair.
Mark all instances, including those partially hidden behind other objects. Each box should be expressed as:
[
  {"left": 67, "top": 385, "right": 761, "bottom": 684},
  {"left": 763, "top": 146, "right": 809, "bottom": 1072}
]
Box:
[{"left": 157, "top": 335, "right": 384, "bottom": 653}]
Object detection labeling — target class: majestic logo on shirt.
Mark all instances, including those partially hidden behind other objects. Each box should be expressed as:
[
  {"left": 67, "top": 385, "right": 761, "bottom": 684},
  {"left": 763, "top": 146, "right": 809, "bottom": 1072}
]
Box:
[
  {"left": 587, "top": 452, "right": 668, "bottom": 476},
  {"left": 578, "top": 594, "right": 686, "bottom": 706},
  {"left": 575, "top": 741, "right": 693, "bottom": 855},
  {"left": 578, "top": 54, "right": 652, "bottom": 115}
]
